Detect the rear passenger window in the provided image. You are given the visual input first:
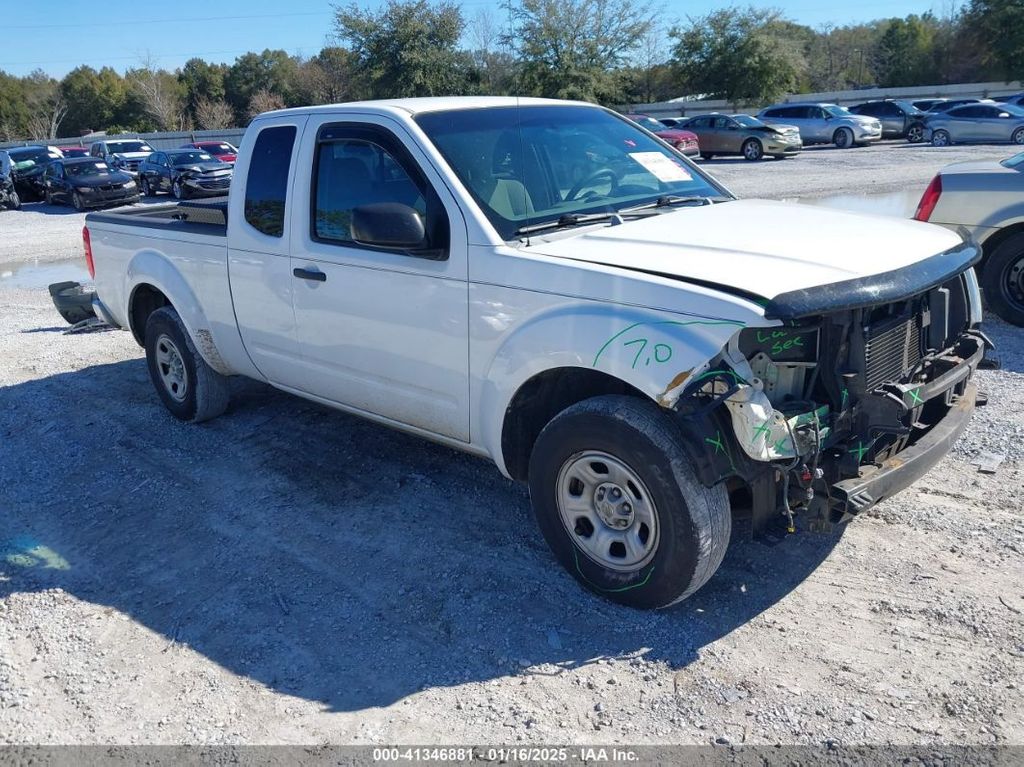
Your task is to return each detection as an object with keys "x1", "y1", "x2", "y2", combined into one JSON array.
[
  {"x1": 313, "y1": 138, "x2": 426, "y2": 245},
  {"x1": 244, "y1": 125, "x2": 296, "y2": 237}
]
